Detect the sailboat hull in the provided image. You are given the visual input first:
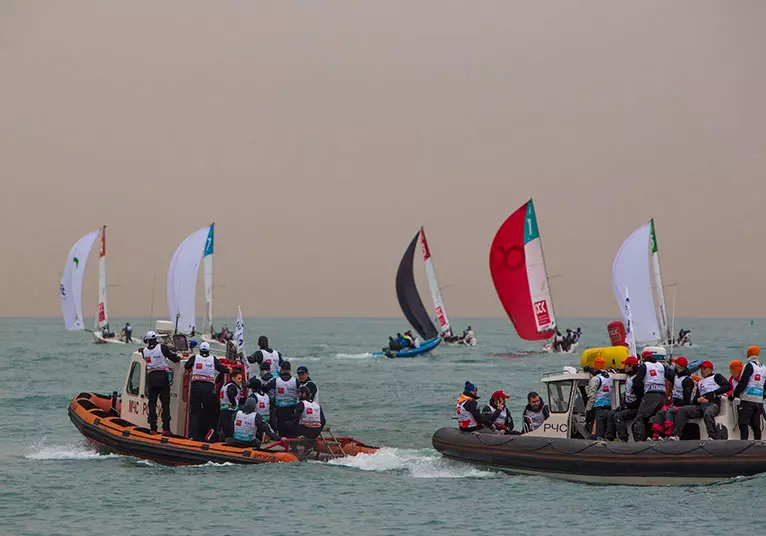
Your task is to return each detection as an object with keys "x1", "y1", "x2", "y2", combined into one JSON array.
[
  {"x1": 93, "y1": 331, "x2": 138, "y2": 345},
  {"x1": 374, "y1": 337, "x2": 441, "y2": 358}
]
